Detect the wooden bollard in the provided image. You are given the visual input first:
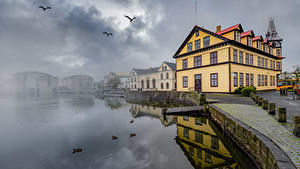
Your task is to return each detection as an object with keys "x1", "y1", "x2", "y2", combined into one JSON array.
[
  {"x1": 268, "y1": 103, "x2": 276, "y2": 115},
  {"x1": 293, "y1": 115, "x2": 300, "y2": 137},
  {"x1": 278, "y1": 107, "x2": 287, "y2": 123},
  {"x1": 255, "y1": 96, "x2": 259, "y2": 103},
  {"x1": 262, "y1": 100, "x2": 268, "y2": 110},
  {"x1": 200, "y1": 94, "x2": 206, "y2": 105},
  {"x1": 258, "y1": 98, "x2": 263, "y2": 106}
]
